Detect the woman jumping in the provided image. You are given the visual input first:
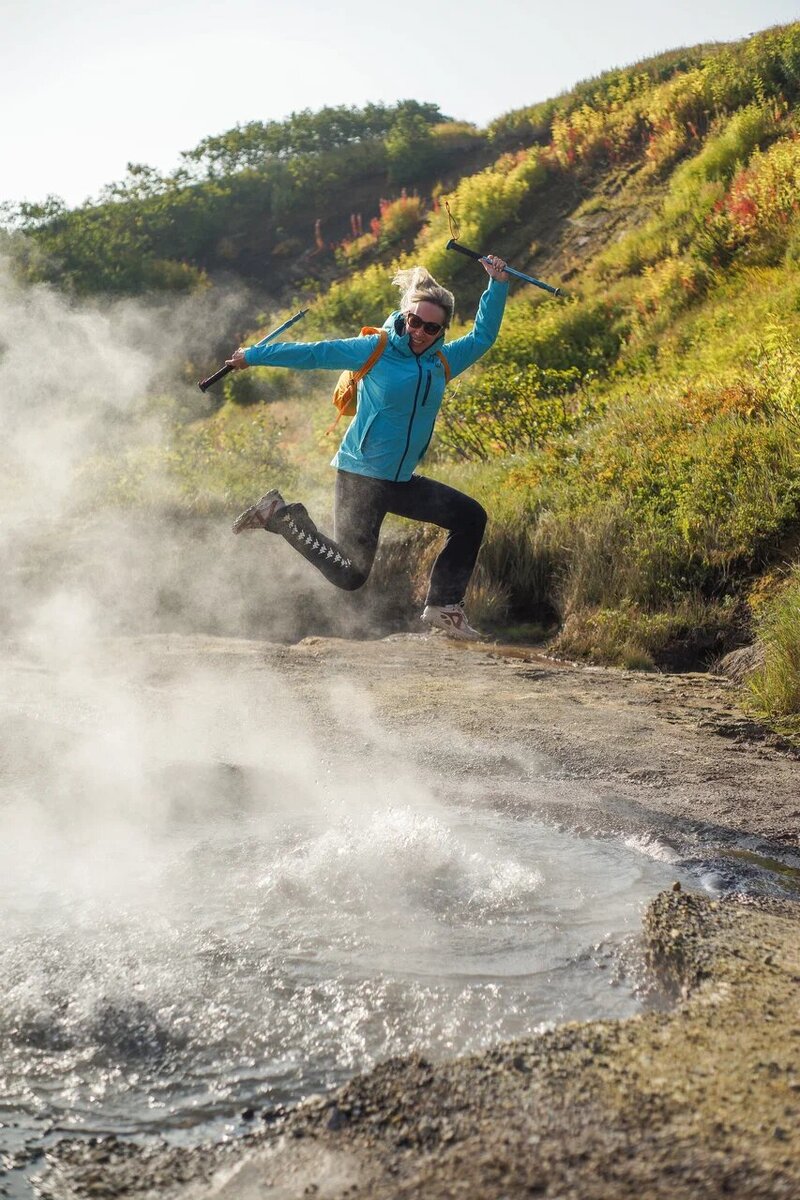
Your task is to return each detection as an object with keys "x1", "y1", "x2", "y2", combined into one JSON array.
[{"x1": 227, "y1": 256, "x2": 509, "y2": 639}]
